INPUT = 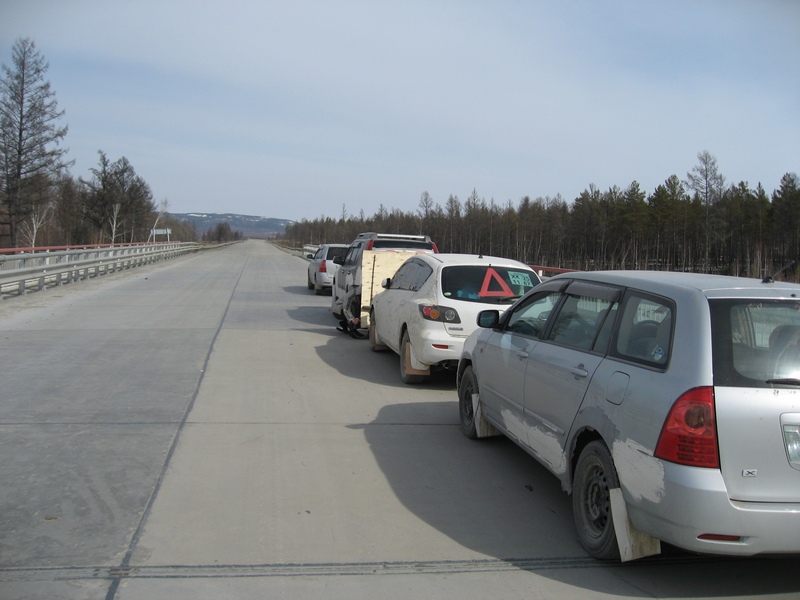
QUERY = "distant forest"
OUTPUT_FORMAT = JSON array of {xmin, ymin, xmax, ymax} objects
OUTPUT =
[{"xmin": 284, "ymin": 153, "xmax": 800, "ymax": 281}]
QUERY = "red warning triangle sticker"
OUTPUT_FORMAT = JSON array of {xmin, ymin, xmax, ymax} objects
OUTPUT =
[{"xmin": 479, "ymin": 268, "xmax": 513, "ymax": 297}]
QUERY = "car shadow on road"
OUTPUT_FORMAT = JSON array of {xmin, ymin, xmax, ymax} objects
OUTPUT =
[
  {"xmin": 315, "ymin": 332, "xmax": 457, "ymax": 390},
  {"xmin": 286, "ymin": 305, "xmax": 342, "ymax": 329},
  {"xmin": 283, "ymin": 285, "xmax": 315, "ymax": 296},
  {"xmin": 359, "ymin": 400, "xmax": 800, "ymax": 597}
]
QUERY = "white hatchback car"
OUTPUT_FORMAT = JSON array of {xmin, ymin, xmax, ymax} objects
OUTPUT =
[
  {"xmin": 458, "ymin": 270, "xmax": 800, "ymax": 561},
  {"xmin": 369, "ymin": 253, "xmax": 541, "ymax": 383},
  {"xmin": 307, "ymin": 243, "xmax": 348, "ymax": 295}
]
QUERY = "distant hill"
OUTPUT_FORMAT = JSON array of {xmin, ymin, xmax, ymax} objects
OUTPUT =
[{"xmin": 169, "ymin": 213, "xmax": 295, "ymax": 238}]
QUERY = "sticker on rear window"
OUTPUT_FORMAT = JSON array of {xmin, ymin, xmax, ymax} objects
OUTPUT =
[{"xmin": 508, "ymin": 271, "xmax": 534, "ymax": 287}]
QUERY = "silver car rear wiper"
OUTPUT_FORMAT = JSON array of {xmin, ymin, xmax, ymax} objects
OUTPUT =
[{"xmin": 766, "ymin": 378, "xmax": 800, "ymax": 386}]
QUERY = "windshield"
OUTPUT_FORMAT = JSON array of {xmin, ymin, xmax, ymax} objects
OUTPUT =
[
  {"xmin": 440, "ymin": 265, "xmax": 540, "ymax": 304},
  {"xmin": 710, "ymin": 299, "xmax": 800, "ymax": 387}
]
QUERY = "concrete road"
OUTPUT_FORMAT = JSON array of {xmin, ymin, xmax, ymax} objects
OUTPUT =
[{"xmin": 1, "ymin": 240, "xmax": 797, "ymax": 599}]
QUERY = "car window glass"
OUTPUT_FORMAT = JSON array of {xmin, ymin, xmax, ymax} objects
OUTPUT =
[
  {"xmin": 613, "ymin": 294, "xmax": 673, "ymax": 366},
  {"xmin": 441, "ymin": 266, "xmax": 540, "ymax": 303},
  {"xmin": 409, "ymin": 262, "xmax": 433, "ymax": 291},
  {"xmin": 710, "ymin": 299, "xmax": 800, "ymax": 386},
  {"xmin": 592, "ymin": 303, "xmax": 618, "ymax": 353},
  {"xmin": 390, "ymin": 263, "xmax": 414, "ymax": 289},
  {"xmin": 506, "ymin": 291, "xmax": 563, "ymax": 338},
  {"xmin": 326, "ymin": 246, "xmax": 348, "ymax": 260},
  {"xmin": 344, "ymin": 243, "xmax": 362, "ymax": 265},
  {"xmin": 547, "ymin": 294, "xmax": 613, "ymax": 351},
  {"xmin": 371, "ymin": 240, "xmax": 434, "ymax": 250}
]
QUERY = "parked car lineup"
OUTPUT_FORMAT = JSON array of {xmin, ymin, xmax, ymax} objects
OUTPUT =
[
  {"xmin": 369, "ymin": 253, "xmax": 541, "ymax": 383},
  {"xmin": 303, "ymin": 236, "xmax": 800, "ymax": 562},
  {"xmin": 457, "ymin": 270, "xmax": 800, "ymax": 561},
  {"xmin": 307, "ymin": 243, "xmax": 349, "ymax": 295},
  {"xmin": 330, "ymin": 232, "xmax": 438, "ymax": 322}
]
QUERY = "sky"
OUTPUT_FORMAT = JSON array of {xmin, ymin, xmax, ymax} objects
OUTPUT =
[{"xmin": 1, "ymin": 1, "xmax": 798, "ymax": 223}]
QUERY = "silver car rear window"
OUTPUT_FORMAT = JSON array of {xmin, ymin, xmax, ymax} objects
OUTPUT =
[
  {"xmin": 325, "ymin": 246, "xmax": 348, "ymax": 260},
  {"xmin": 710, "ymin": 299, "xmax": 800, "ymax": 387}
]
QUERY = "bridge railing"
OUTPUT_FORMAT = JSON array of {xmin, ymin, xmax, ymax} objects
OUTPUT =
[{"xmin": 0, "ymin": 242, "xmax": 199, "ymax": 299}]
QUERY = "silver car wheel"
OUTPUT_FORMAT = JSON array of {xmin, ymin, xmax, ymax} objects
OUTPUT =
[
  {"xmin": 458, "ymin": 366, "xmax": 479, "ymax": 438},
  {"xmin": 572, "ymin": 440, "xmax": 621, "ymax": 560}
]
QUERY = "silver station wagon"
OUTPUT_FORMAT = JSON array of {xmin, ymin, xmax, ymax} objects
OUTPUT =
[{"xmin": 457, "ymin": 270, "xmax": 800, "ymax": 561}]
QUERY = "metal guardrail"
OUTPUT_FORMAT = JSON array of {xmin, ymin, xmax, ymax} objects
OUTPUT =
[{"xmin": 0, "ymin": 242, "xmax": 199, "ymax": 300}]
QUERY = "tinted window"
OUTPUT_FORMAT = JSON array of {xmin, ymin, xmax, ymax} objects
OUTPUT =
[
  {"xmin": 325, "ymin": 246, "xmax": 348, "ymax": 260},
  {"xmin": 441, "ymin": 265, "xmax": 540, "ymax": 303},
  {"xmin": 343, "ymin": 242, "xmax": 364, "ymax": 265},
  {"xmin": 612, "ymin": 293, "xmax": 673, "ymax": 367},
  {"xmin": 710, "ymin": 299, "xmax": 800, "ymax": 386}
]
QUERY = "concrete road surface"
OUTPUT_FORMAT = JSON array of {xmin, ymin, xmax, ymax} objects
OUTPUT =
[{"xmin": 1, "ymin": 240, "xmax": 797, "ymax": 599}]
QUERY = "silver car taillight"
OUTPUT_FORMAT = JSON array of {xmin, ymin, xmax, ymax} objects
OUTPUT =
[{"xmin": 784, "ymin": 424, "xmax": 800, "ymax": 466}]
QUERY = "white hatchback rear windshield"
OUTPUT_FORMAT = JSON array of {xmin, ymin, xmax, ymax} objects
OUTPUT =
[{"xmin": 440, "ymin": 265, "xmax": 539, "ymax": 303}]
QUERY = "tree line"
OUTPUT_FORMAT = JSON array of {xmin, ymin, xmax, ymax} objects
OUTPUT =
[
  {"xmin": 0, "ymin": 38, "xmax": 196, "ymax": 248},
  {"xmin": 3, "ymin": 38, "xmax": 797, "ymax": 278},
  {"xmin": 284, "ymin": 154, "xmax": 799, "ymax": 281}
]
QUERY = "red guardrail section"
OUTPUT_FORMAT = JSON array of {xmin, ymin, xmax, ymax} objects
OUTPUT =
[{"xmin": 528, "ymin": 265, "xmax": 578, "ymax": 276}]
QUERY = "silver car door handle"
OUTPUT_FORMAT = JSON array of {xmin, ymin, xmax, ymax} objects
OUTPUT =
[
  {"xmin": 516, "ymin": 351, "xmax": 528, "ymax": 359},
  {"xmin": 570, "ymin": 365, "xmax": 589, "ymax": 378}
]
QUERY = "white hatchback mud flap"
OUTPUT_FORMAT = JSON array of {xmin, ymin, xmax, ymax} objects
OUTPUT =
[
  {"xmin": 610, "ymin": 488, "xmax": 661, "ymax": 561},
  {"xmin": 405, "ymin": 342, "xmax": 430, "ymax": 375}
]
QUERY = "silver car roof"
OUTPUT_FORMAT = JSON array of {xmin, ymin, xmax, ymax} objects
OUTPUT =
[{"xmin": 549, "ymin": 270, "xmax": 800, "ymax": 300}]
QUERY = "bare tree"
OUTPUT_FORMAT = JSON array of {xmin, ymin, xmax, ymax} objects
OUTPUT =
[
  {"xmin": 18, "ymin": 177, "xmax": 55, "ymax": 247},
  {"xmin": 108, "ymin": 203, "xmax": 122, "ymax": 243},
  {"xmin": 148, "ymin": 198, "xmax": 169, "ymax": 242},
  {"xmin": 0, "ymin": 38, "xmax": 70, "ymax": 247}
]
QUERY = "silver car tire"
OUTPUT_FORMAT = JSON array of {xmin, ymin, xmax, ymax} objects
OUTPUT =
[
  {"xmin": 572, "ymin": 441, "xmax": 621, "ymax": 560},
  {"xmin": 458, "ymin": 365, "xmax": 483, "ymax": 439},
  {"xmin": 399, "ymin": 330, "xmax": 427, "ymax": 385}
]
